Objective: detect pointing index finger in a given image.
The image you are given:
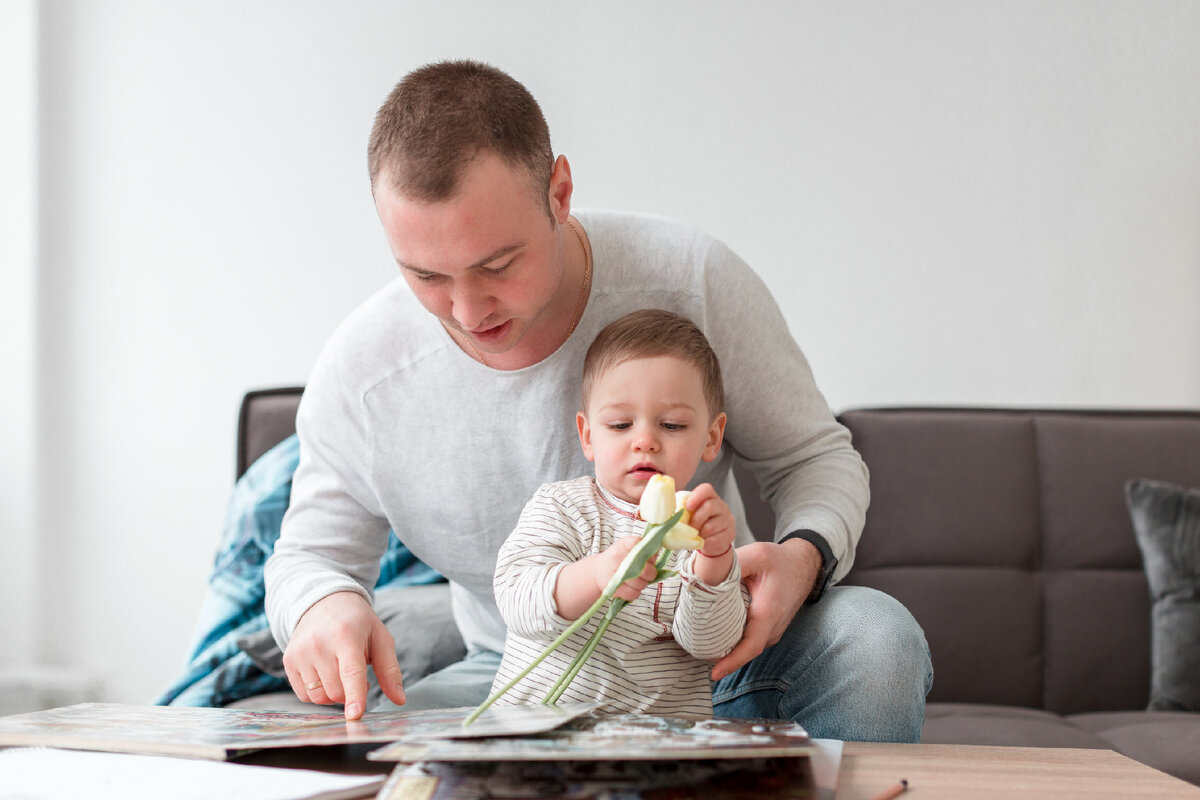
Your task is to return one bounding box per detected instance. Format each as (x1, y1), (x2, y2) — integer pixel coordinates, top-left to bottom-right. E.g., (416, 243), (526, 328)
(339, 652), (370, 721)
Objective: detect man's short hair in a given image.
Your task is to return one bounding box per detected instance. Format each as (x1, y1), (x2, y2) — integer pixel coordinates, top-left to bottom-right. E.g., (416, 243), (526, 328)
(368, 60), (554, 210)
(581, 309), (725, 419)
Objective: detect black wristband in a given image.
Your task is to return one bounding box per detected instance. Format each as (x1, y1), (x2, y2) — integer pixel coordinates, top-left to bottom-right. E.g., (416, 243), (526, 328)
(778, 529), (839, 605)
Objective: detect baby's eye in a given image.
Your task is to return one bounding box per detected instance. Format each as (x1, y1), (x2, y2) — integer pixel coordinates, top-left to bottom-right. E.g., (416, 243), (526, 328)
(607, 422), (632, 431)
(661, 422), (687, 431)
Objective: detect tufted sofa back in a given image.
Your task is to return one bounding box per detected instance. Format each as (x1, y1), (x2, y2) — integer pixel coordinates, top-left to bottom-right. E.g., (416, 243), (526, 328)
(823, 408), (1200, 714)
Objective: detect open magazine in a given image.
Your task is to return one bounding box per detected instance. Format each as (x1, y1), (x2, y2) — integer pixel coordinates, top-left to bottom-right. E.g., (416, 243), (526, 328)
(0, 704), (819, 798)
(378, 757), (817, 799)
(371, 715), (817, 800)
(370, 713), (813, 762)
(0, 703), (595, 760)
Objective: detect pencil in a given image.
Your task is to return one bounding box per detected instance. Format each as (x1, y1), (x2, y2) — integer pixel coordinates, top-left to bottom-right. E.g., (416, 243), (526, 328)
(869, 778), (908, 800)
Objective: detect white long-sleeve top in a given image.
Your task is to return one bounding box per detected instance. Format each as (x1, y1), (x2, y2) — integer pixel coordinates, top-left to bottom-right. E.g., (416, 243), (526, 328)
(491, 477), (748, 717)
(264, 210), (869, 656)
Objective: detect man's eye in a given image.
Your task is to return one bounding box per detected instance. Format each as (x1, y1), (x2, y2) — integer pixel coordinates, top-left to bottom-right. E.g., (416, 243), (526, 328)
(412, 272), (441, 283)
(487, 259), (515, 276)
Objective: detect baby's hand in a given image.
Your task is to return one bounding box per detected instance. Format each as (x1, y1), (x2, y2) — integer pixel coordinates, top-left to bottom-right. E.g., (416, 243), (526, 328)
(684, 483), (737, 585)
(601, 536), (659, 603)
(685, 483), (736, 558)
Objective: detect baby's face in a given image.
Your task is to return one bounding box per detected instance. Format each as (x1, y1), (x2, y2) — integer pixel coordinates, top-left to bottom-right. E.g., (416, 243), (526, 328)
(577, 355), (724, 505)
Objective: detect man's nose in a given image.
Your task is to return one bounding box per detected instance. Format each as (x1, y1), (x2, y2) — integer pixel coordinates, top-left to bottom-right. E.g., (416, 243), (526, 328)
(451, 280), (494, 331)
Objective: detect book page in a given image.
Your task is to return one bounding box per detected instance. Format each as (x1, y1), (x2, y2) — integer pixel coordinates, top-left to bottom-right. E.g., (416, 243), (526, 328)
(370, 713), (811, 762)
(0, 748), (384, 800)
(0, 702), (596, 759)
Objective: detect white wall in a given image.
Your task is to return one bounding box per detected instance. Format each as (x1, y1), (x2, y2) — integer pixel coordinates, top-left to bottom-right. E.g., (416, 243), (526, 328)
(1, 0), (39, 671)
(11, 1), (1199, 704)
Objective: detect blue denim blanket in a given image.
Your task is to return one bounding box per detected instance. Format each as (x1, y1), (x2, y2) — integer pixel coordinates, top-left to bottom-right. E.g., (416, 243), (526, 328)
(155, 434), (442, 707)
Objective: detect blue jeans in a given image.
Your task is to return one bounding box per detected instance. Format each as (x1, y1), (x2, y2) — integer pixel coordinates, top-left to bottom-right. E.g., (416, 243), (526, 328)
(711, 586), (932, 742)
(386, 586), (932, 743)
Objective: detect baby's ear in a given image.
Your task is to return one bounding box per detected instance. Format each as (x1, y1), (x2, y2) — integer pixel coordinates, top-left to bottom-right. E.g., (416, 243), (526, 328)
(702, 412), (727, 462)
(577, 412), (596, 462)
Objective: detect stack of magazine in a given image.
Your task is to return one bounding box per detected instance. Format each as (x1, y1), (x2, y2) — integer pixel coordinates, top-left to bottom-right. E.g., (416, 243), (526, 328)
(0, 703), (818, 799)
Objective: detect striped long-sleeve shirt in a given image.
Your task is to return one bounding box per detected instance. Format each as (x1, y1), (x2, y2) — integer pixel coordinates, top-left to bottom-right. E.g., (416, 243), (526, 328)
(491, 477), (749, 718)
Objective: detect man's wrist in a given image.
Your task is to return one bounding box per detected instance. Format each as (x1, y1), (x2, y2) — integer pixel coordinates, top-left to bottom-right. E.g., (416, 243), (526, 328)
(778, 529), (838, 604)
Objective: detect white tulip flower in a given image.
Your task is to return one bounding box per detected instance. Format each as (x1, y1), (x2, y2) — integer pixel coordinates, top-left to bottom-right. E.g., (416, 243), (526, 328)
(638, 473), (677, 524)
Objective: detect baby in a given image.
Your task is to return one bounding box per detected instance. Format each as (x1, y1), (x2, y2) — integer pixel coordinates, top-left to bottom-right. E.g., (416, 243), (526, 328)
(491, 309), (748, 717)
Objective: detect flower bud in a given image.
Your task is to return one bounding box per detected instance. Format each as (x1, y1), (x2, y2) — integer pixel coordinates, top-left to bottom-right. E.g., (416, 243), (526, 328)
(638, 473), (676, 524)
(663, 520), (703, 550)
(675, 491), (692, 525)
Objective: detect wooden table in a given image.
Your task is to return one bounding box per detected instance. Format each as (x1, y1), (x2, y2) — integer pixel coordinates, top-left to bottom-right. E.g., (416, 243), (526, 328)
(239, 741), (1200, 798)
(836, 742), (1200, 800)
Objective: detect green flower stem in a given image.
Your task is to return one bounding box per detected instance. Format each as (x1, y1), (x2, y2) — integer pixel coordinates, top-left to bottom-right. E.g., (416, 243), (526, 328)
(601, 511), (684, 595)
(543, 599), (626, 704)
(543, 525), (681, 705)
(463, 509), (686, 728)
(463, 591), (609, 727)
(654, 548), (674, 570)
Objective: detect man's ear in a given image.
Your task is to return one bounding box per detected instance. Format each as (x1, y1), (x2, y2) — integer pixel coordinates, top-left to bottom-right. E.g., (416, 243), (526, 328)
(577, 411), (595, 461)
(549, 155), (573, 224)
(701, 412), (727, 463)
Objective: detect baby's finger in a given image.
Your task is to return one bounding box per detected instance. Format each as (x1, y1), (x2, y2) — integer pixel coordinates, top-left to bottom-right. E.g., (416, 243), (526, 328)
(685, 483), (718, 510)
(685, 484), (720, 522)
(614, 577), (649, 602)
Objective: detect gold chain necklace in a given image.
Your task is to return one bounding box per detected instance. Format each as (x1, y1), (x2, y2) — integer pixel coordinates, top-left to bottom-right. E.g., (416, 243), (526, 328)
(456, 216), (592, 367)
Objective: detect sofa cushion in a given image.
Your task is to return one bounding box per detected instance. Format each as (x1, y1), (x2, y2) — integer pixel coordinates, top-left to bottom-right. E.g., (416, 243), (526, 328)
(1040, 569), (1150, 713)
(921, 703), (1109, 749)
(838, 410), (1044, 708)
(1069, 711), (1200, 786)
(1034, 415), (1200, 714)
(841, 408), (1200, 717)
(849, 566), (1042, 708)
(1126, 479), (1200, 713)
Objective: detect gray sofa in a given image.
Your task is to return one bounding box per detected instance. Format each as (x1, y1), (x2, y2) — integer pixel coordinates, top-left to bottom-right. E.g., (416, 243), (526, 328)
(235, 392), (1200, 784)
(818, 408), (1200, 785)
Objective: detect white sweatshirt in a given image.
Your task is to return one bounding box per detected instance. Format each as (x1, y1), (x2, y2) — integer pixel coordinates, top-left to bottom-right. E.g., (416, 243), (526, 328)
(265, 210), (869, 655)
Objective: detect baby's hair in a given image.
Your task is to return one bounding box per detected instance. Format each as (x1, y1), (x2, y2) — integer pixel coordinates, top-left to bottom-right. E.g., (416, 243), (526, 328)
(581, 309), (724, 418)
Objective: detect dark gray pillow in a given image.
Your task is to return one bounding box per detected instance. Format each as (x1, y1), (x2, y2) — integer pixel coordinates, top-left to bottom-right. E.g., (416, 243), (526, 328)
(1126, 478), (1200, 712)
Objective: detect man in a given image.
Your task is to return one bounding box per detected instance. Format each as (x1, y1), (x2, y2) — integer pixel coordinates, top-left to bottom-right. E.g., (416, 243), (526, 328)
(264, 60), (931, 741)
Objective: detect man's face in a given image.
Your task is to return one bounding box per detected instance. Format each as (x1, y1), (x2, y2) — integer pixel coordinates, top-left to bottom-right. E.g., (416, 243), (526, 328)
(577, 355), (726, 505)
(374, 153), (573, 366)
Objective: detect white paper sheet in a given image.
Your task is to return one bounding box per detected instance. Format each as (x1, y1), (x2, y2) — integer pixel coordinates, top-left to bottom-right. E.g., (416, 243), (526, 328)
(0, 747), (384, 800)
(811, 738), (845, 800)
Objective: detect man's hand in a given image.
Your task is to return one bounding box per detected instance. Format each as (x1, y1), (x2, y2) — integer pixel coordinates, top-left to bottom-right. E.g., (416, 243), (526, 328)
(711, 538), (822, 681)
(282, 590), (405, 720)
